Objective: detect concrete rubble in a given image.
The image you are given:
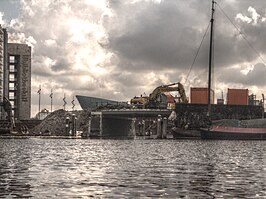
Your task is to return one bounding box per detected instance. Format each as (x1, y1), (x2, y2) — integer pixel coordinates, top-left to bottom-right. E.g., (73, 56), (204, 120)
(30, 109), (91, 136)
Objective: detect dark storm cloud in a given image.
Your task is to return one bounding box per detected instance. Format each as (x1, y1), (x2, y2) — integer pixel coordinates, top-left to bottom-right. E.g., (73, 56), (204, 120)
(218, 63), (266, 86)
(106, 0), (266, 75)
(107, 0), (210, 71)
(210, 1), (266, 67)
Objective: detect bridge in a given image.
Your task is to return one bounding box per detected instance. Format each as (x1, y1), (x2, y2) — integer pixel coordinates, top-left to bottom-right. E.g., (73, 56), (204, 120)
(86, 109), (172, 138)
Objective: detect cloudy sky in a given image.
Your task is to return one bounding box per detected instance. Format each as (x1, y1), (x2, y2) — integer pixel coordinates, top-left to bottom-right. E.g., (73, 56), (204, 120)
(1, 0), (266, 116)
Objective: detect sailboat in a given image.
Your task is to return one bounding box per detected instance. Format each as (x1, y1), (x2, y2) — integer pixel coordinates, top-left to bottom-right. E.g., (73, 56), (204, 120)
(200, 0), (266, 140)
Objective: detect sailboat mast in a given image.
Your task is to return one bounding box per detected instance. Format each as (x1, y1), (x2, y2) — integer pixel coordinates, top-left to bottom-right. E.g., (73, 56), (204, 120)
(208, 0), (215, 116)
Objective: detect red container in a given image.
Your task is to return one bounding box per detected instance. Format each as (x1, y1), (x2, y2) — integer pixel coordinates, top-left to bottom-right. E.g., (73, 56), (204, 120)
(190, 87), (214, 104)
(227, 89), (248, 105)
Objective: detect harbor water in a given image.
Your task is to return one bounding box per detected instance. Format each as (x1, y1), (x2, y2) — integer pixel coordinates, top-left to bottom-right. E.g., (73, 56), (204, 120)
(0, 138), (266, 198)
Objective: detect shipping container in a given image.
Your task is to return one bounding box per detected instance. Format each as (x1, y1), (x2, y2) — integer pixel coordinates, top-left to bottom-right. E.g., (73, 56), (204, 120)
(227, 88), (248, 105)
(190, 87), (214, 104)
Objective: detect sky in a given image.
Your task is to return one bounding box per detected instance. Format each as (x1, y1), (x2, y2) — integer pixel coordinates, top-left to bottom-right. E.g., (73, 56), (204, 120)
(1, 0), (266, 117)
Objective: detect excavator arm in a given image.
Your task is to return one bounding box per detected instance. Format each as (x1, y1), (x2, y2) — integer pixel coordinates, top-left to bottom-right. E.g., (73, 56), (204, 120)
(149, 82), (180, 101)
(177, 82), (188, 103)
(149, 82), (188, 104)
(131, 82), (188, 109)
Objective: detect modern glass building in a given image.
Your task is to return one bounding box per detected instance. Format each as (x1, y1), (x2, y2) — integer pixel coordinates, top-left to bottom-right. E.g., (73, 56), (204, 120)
(76, 95), (128, 110)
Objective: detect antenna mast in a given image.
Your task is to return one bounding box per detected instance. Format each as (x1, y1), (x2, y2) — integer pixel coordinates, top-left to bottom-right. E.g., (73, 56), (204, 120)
(50, 89), (53, 112)
(38, 85), (41, 119)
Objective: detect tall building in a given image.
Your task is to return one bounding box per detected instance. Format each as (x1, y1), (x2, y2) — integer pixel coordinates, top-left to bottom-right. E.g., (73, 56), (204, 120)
(0, 26), (3, 101)
(0, 25), (8, 119)
(7, 43), (31, 120)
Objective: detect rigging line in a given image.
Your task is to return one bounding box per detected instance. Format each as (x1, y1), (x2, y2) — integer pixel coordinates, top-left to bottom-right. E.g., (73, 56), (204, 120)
(216, 2), (266, 65)
(185, 22), (211, 84)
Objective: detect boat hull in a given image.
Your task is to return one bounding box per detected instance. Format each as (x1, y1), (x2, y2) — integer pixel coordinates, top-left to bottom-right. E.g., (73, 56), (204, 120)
(200, 127), (266, 140)
(171, 127), (201, 139)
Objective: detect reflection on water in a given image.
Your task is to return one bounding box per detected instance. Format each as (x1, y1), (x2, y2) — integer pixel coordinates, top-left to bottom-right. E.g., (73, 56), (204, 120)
(0, 139), (32, 198)
(0, 139), (266, 198)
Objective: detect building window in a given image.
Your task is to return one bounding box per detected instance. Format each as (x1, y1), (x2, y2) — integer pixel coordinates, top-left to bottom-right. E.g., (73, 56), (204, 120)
(10, 56), (15, 63)
(9, 64), (15, 72)
(9, 92), (14, 100)
(9, 74), (15, 81)
(9, 82), (16, 91)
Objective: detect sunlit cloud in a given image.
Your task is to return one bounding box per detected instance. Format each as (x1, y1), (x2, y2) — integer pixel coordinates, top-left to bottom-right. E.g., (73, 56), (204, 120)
(1, 0), (266, 116)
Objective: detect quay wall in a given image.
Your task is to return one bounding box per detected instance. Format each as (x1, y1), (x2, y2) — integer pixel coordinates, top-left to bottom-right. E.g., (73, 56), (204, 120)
(174, 104), (263, 129)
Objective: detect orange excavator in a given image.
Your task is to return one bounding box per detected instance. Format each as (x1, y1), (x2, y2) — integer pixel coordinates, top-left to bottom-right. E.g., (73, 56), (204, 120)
(131, 82), (188, 109)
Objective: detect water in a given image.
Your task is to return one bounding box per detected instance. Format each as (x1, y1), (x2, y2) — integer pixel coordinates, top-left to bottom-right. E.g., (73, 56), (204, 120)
(0, 138), (266, 198)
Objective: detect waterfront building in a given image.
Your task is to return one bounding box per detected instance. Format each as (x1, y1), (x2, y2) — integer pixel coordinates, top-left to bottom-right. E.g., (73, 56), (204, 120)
(0, 26), (32, 120)
(7, 43), (31, 120)
(0, 25), (8, 119)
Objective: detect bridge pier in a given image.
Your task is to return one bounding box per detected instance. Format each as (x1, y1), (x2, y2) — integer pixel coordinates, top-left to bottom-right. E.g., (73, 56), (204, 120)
(157, 115), (162, 138)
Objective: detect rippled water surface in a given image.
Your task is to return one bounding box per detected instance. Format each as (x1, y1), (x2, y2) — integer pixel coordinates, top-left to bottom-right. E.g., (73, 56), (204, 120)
(1, 138), (266, 198)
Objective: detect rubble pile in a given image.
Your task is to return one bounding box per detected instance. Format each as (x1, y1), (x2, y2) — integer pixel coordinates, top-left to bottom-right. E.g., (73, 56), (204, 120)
(30, 109), (91, 136)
